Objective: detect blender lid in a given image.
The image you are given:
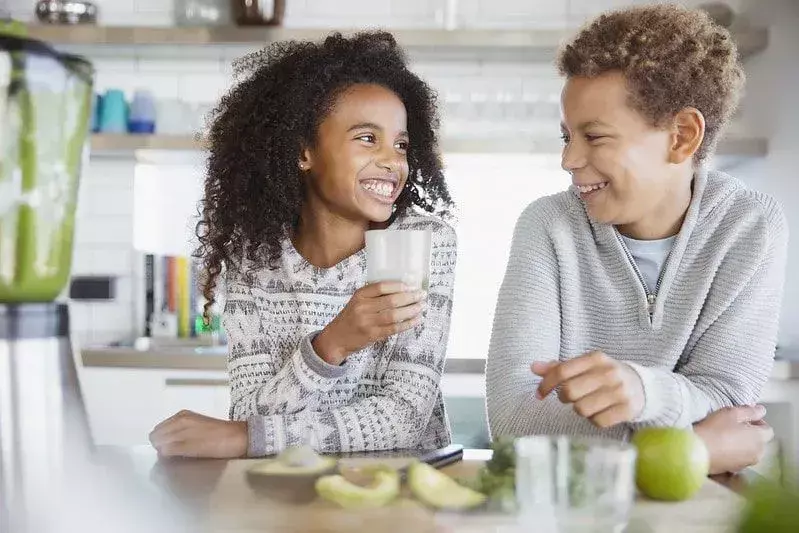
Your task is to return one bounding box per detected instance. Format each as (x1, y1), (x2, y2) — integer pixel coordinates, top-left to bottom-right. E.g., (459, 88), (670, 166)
(0, 33), (93, 83)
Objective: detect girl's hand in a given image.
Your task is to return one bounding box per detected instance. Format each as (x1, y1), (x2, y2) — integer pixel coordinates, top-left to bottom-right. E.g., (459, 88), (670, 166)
(313, 282), (426, 365)
(149, 410), (248, 458)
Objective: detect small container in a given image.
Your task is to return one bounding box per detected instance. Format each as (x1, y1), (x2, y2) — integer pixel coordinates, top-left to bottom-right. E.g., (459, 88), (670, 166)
(98, 89), (128, 134)
(175, 0), (230, 26)
(128, 89), (156, 134)
(232, 0), (285, 26)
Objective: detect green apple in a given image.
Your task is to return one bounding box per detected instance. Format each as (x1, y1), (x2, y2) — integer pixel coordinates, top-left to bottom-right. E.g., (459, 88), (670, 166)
(633, 427), (710, 501)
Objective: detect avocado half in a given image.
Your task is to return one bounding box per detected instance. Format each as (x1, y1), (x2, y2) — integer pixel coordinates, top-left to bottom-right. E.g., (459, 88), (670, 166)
(315, 466), (401, 509)
(407, 461), (487, 511)
(246, 446), (338, 504)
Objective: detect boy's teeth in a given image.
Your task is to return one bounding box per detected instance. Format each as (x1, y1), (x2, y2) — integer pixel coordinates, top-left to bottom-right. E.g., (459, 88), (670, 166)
(577, 182), (607, 193)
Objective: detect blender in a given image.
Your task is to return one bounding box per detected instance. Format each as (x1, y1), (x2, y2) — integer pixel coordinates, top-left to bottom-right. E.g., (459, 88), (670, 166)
(0, 24), (94, 533)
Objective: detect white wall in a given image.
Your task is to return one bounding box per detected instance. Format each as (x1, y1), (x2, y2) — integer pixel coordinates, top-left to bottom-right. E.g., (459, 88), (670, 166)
(732, 0), (799, 348)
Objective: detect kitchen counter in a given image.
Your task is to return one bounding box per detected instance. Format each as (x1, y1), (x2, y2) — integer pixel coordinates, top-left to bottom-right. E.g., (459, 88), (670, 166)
(79, 446), (748, 533)
(80, 342), (799, 379)
(79, 340), (487, 374)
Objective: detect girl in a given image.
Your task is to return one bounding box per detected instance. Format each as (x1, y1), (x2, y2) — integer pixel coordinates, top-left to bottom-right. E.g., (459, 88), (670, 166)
(487, 4), (786, 474)
(150, 31), (457, 458)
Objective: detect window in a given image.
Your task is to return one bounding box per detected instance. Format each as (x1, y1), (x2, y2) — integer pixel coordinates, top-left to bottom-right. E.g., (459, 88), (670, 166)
(443, 154), (571, 359)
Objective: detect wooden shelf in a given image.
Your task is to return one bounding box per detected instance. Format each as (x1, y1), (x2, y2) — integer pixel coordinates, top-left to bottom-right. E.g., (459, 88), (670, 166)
(91, 133), (204, 152)
(26, 24), (769, 59)
(90, 133), (768, 160)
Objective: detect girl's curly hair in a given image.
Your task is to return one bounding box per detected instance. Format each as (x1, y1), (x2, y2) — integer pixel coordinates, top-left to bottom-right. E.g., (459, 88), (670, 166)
(195, 30), (453, 318)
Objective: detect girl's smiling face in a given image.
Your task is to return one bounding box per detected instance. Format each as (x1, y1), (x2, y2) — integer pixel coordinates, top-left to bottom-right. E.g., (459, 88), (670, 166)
(301, 83), (410, 224)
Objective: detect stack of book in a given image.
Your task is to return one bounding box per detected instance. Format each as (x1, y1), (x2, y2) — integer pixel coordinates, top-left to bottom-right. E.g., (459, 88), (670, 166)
(143, 254), (221, 340)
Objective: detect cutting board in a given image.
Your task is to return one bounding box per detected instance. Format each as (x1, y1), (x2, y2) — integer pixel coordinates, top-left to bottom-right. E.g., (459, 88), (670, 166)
(206, 459), (745, 533)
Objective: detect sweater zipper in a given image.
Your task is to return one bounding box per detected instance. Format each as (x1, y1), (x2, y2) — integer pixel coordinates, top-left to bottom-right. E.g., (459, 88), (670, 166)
(615, 232), (670, 319)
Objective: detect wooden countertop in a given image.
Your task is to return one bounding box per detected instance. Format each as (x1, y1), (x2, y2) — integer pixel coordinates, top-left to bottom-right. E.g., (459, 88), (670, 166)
(94, 446), (749, 533)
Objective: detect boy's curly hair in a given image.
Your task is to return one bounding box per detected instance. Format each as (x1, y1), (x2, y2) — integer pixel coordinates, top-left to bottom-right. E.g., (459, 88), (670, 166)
(196, 31), (452, 317)
(557, 4), (745, 162)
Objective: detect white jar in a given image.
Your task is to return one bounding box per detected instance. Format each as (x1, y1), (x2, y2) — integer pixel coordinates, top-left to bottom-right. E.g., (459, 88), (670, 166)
(174, 0), (231, 26)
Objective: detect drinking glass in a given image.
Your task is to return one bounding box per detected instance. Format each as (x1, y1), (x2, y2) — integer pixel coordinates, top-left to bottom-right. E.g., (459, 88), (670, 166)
(515, 435), (637, 533)
(365, 230), (432, 291)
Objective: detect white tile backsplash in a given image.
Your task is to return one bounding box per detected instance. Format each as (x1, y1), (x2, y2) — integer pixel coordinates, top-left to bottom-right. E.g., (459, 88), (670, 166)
(114, 277), (135, 304)
(6, 0), (34, 21)
(94, 71), (148, 96)
(93, 248), (135, 275)
(177, 73), (229, 103)
(135, 0), (175, 14)
(93, 0), (136, 15)
(85, 187), (134, 216)
(71, 249), (98, 275)
(124, 11), (175, 26)
(72, 247), (133, 276)
(75, 215), (135, 246)
(303, 0), (392, 20)
(137, 58), (225, 75)
(85, 58), (137, 73)
(84, 160), (136, 187)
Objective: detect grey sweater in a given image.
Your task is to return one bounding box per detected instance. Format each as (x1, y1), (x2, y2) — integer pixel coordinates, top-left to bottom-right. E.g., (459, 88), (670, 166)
(223, 214), (457, 456)
(486, 169), (788, 440)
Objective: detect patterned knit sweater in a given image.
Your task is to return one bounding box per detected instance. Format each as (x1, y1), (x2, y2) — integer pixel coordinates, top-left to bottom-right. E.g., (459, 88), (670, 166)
(487, 169), (789, 440)
(223, 214), (457, 457)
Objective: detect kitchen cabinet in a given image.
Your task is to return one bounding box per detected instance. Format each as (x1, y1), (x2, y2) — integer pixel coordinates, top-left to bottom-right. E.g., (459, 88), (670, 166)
(78, 367), (229, 446)
(78, 367), (488, 447)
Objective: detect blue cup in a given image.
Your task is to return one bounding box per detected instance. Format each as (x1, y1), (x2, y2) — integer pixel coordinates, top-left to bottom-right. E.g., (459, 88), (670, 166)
(128, 89), (156, 134)
(98, 89), (128, 134)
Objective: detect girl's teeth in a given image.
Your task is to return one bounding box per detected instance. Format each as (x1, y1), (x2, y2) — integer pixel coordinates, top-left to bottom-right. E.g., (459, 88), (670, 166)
(363, 181), (394, 197)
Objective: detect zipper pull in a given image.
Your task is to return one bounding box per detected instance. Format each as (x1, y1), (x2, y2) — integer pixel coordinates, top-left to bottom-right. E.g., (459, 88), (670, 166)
(647, 294), (656, 315)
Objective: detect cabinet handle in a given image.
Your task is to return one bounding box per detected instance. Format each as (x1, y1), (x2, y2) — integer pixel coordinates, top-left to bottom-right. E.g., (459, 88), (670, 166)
(164, 378), (229, 387)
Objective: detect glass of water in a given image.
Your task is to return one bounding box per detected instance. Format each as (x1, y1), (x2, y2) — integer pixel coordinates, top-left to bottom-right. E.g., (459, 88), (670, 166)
(515, 435), (637, 533)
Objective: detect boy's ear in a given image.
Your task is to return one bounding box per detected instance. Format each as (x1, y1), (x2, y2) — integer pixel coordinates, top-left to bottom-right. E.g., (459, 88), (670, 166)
(668, 107), (705, 165)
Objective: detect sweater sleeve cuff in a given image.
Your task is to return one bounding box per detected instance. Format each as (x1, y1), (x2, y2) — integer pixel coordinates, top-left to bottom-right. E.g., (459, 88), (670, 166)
(247, 415), (268, 457)
(625, 362), (682, 425)
(298, 331), (349, 379)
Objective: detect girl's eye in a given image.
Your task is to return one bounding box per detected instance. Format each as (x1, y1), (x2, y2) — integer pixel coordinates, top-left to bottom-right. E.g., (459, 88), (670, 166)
(560, 132), (570, 144)
(357, 134), (376, 143)
(396, 140), (409, 151)
(585, 134), (605, 142)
